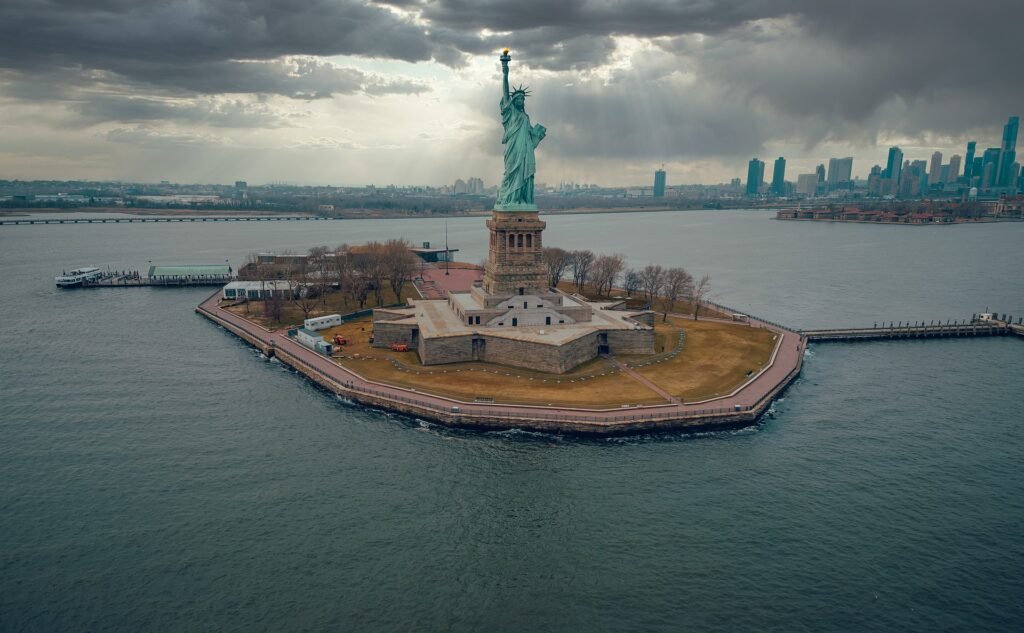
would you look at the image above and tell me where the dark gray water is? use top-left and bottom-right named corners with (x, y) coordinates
top-left (2, 211), bottom-right (1022, 631)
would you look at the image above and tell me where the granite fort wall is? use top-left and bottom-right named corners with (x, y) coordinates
top-left (419, 334), bottom-right (475, 365)
top-left (606, 328), bottom-right (656, 355)
top-left (374, 321), bottom-right (415, 348)
top-left (413, 326), bottom-right (655, 373)
top-left (478, 332), bottom-right (598, 374)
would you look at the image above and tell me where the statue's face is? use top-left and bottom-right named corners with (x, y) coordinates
top-left (513, 93), bottom-right (525, 110)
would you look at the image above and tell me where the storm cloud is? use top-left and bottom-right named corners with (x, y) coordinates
top-left (0, 0), bottom-right (1021, 182)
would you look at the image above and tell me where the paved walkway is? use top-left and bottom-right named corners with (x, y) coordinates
top-left (602, 354), bottom-right (680, 404)
top-left (198, 293), bottom-right (805, 430)
top-left (416, 264), bottom-right (483, 298)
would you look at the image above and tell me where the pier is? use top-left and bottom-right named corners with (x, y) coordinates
top-left (803, 316), bottom-right (1023, 342)
top-left (78, 275), bottom-right (230, 288)
top-left (58, 263), bottom-right (234, 289)
top-left (2, 215), bottom-right (337, 225)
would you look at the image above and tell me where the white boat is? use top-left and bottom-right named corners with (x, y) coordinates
top-left (55, 267), bottom-right (102, 288)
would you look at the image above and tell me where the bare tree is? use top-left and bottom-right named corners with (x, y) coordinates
top-left (288, 257), bottom-right (319, 319)
top-left (354, 241), bottom-right (388, 306)
top-left (543, 246), bottom-right (572, 289)
top-left (570, 249), bottom-right (595, 292)
top-left (591, 253), bottom-right (626, 297)
top-left (384, 238), bottom-right (416, 303)
top-left (689, 274), bottom-right (712, 320)
top-left (347, 270), bottom-right (372, 309)
top-left (639, 264), bottom-right (665, 309)
top-left (623, 268), bottom-right (641, 298)
top-left (661, 267), bottom-right (694, 322)
top-left (307, 245), bottom-right (332, 307)
top-left (333, 244), bottom-right (352, 298)
top-left (266, 286), bottom-right (285, 323)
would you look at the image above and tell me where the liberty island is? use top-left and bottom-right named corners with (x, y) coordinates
top-left (189, 50), bottom-right (805, 433)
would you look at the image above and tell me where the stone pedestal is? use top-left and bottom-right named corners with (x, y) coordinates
top-left (483, 210), bottom-right (547, 296)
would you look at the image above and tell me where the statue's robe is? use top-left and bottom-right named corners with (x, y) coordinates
top-left (497, 95), bottom-right (543, 206)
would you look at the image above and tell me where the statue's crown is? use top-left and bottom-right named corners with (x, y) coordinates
top-left (510, 84), bottom-right (530, 98)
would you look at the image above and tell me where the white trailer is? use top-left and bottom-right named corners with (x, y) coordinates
top-left (294, 327), bottom-right (334, 355)
top-left (303, 314), bottom-right (343, 331)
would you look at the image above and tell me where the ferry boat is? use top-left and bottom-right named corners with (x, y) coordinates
top-left (55, 267), bottom-right (102, 288)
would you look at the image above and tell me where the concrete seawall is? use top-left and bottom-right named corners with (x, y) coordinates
top-left (196, 293), bottom-right (804, 435)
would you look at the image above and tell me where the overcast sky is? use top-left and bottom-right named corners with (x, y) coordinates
top-left (1, 0), bottom-right (1021, 187)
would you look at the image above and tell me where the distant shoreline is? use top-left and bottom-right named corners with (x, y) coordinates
top-left (0, 205), bottom-right (777, 220)
top-left (776, 216), bottom-right (1023, 226)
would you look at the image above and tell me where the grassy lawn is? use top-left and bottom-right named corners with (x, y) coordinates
top-left (630, 317), bottom-right (778, 401)
top-left (301, 315), bottom-right (776, 408)
top-left (224, 284), bottom-right (409, 329)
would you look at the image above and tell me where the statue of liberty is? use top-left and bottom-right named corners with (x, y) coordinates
top-left (496, 49), bottom-right (546, 210)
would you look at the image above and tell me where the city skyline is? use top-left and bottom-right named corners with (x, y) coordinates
top-left (1, 2), bottom-right (1022, 186)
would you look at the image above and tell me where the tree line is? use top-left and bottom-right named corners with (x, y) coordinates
top-left (543, 247), bottom-right (712, 321)
top-left (242, 239), bottom-right (418, 320)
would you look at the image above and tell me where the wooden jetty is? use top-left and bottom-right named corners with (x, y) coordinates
top-left (2, 215), bottom-right (337, 226)
top-left (804, 319), bottom-right (1021, 342)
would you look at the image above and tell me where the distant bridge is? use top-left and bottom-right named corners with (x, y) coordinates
top-left (1, 215), bottom-right (338, 225)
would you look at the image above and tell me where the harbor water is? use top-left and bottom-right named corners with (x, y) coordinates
top-left (1, 210), bottom-right (1022, 631)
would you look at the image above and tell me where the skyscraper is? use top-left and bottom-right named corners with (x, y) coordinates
top-left (867, 165), bottom-right (882, 196)
top-left (884, 146), bottom-right (904, 182)
top-left (912, 160), bottom-right (929, 192)
top-left (653, 169), bottom-right (666, 197)
top-left (796, 173), bottom-right (818, 196)
top-left (997, 116), bottom-right (1019, 187)
top-left (746, 158), bottom-right (765, 196)
top-left (929, 151), bottom-right (943, 187)
top-left (964, 141), bottom-right (977, 181)
top-left (947, 155), bottom-right (962, 185)
top-left (981, 147), bottom-right (1001, 188)
top-left (771, 157), bottom-right (786, 196)
top-left (826, 157), bottom-right (853, 190)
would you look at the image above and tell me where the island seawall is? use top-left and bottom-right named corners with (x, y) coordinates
top-left (195, 291), bottom-right (805, 435)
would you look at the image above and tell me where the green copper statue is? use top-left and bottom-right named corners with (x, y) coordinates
top-left (496, 49), bottom-right (546, 210)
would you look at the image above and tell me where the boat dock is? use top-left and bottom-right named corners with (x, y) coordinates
top-left (77, 275), bottom-right (230, 288)
top-left (3, 215), bottom-right (337, 225)
top-left (804, 316), bottom-right (1023, 342)
top-left (57, 263), bottom-right (234, 289)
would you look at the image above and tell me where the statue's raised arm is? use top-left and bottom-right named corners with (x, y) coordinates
top-left (495, 49), bottom-right (544, 211)
top-left (500, 48), bottom-right (511, 101)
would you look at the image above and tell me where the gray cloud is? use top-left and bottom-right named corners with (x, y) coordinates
top-left (1, 0), bottom-right (1022, 178)
top-left (105, 126), bottom-right (224, 147)
top-left (0, 0), bottom-right (435, 115)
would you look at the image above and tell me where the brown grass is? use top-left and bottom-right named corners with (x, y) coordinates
top-left (629, 317), bottom-right (777, 401)
top-left (309, 315), bottom-right (775, 408)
